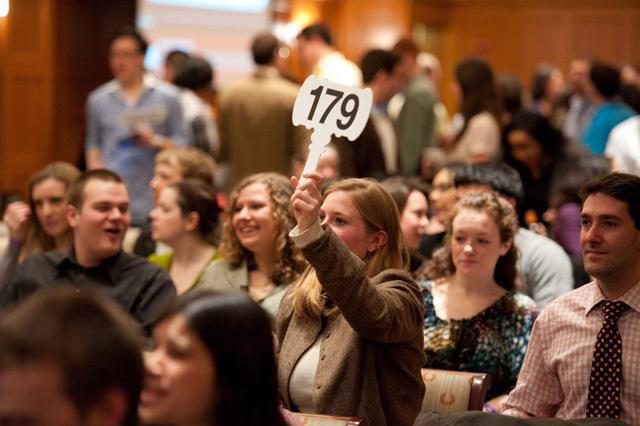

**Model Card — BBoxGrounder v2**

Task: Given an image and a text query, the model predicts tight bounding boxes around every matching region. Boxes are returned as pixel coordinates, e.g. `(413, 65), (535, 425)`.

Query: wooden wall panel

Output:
(0, 0), (135, 195)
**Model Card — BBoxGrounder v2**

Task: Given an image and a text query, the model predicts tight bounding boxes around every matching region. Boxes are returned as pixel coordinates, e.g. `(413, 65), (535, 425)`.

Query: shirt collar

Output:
(584, 279), (640, 316)
(56, 248), (126, 283)
(105, 72), (158, 96)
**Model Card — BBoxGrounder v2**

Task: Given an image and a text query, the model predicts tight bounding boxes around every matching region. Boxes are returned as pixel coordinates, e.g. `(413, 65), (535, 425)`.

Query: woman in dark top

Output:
(418, 191), (537, 411)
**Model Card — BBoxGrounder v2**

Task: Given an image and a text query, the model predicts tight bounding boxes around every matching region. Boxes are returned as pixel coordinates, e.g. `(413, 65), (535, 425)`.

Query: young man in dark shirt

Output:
(0, 169), (176, 332)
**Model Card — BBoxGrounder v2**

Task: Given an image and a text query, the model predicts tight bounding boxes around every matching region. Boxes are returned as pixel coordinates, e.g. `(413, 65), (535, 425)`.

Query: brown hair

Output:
(167, 179), (220, 243)
(290, 178), (409, 318)
(0, 288), (144, 426)
(419, 191), (519, 290)
(23, 162), (81, 256)
(67, 169), (125, 209)
(155, 147), (216, 187)
(219, 173), (306, 285)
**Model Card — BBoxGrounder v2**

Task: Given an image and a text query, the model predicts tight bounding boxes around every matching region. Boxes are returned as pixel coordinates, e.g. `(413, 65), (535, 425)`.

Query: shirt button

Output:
(316, 382), (322, 389)
(320, 353), (326, 361)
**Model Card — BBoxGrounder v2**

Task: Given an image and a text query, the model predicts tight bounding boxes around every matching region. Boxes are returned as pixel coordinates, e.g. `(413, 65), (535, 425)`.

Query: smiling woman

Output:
(417, 191), (537, 410)
(0, 162), (80, 286)
(199, 172), (306, 320)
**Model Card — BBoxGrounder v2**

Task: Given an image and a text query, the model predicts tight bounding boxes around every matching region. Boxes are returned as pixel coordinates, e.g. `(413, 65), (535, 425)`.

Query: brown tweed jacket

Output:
(276, 229), (426, 426)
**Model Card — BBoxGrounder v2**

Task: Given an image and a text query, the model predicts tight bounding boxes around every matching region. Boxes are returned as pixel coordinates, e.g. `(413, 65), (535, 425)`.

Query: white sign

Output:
(292, 75), (373, 175)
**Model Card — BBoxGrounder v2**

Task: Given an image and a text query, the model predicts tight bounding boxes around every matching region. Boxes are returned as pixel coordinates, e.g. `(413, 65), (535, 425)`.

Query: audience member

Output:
(140, 291), (291, 426)
(443, 56), (502, 164)
(148, 179), (220, 295)
(0, 169), (176, 332)
(530, 63), (566, 127)
(334, 49), (403, 179)
(381, 177), (430, 273)
(503, 111), (589, 227)
(200, 173), (306, 319)
(296, 23), (361, 86)
(0, 288), (144, 426)
(417, 52), (453, 155)
(85, 27), (187, 226)
(390, 38), (437, 176)
(173, 56), (220, 156)
(134, 146), (216, 257)
(0, 162), (80, 286)
(621, 63), (640, 87)
(163, 49), (189, 83)
(280, 175), (425, 425)
(219, 32), (308, 190)
(421, 163), (466, 259)
(451, 163), (574, 306)
(503, 173), (640, 423)
(563, 57), (595, 143)
(581, 61), (635, 155)
(419, 191), (537, 410)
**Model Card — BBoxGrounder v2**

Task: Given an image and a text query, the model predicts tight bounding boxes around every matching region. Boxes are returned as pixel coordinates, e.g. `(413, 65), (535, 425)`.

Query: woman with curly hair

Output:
(417, 191), (537, 412)
(200, 173), (306, 319)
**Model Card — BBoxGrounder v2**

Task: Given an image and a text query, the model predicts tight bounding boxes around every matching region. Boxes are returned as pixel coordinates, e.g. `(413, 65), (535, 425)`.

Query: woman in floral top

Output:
(417, 191), (538, 411)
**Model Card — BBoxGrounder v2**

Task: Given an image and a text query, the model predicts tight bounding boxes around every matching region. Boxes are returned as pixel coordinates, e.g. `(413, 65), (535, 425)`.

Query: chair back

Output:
(292, 412), (365, 426)
(421, 368), (491, 414)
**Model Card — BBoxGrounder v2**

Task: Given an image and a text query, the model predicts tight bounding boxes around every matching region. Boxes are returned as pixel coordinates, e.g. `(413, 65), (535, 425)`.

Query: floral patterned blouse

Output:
(420, 280), (538, 399)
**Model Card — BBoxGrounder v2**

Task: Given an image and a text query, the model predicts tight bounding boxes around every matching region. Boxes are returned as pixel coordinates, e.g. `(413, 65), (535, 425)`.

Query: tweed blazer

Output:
(276, 229), (425, 426)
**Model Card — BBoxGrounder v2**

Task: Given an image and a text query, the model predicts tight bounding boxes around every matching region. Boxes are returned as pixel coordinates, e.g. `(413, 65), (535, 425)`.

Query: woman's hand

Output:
(3, 201), (31, 241)
(290, 172), (323, 232)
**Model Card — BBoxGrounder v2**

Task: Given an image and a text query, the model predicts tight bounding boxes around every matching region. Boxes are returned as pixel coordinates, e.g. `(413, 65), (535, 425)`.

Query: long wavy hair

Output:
(290, 178), (409, 318)
(419, 191), (519, 290)
(22, 162), (81, 257)
(218, 173), (306, 285)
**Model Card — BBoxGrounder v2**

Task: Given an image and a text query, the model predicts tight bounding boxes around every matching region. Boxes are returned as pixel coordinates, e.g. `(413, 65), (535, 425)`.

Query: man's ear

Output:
(66, 204), (79, 229)
(499, 237), (512, 256)
(85, 387), (128, 426)
(367, 230), (388, 254)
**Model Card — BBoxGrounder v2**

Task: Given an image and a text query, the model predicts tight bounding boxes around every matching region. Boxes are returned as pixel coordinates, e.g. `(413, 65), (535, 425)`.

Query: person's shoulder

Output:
(117, 251), (169, 277)
(506, 291), (538, 314)
(515, 227), (568, 257)
(87, 80), (118, 102)
(147, 252), (173, 269)
(540, 282), (596, 318)
(20, 250), (61, 268)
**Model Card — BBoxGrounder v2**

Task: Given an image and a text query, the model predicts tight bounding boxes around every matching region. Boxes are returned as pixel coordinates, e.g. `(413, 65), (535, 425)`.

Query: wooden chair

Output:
(421, 368), (491, 414)
(291, 412), (365, 426)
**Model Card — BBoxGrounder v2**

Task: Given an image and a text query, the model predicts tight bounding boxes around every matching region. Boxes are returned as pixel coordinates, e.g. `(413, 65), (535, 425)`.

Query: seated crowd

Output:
(1, 23), (639, 426)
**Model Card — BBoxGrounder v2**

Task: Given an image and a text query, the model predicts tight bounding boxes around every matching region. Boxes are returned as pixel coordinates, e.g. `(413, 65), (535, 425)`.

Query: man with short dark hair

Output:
(0, 170), (176, 332)
(0, 288), (144, 426)
(218, 31), (309, 190)
(581, 61), (635, 155)
(335, 49), (403, 179)
(503, 172), (640, 422)
(296, 22), (361, 86)
(85, 26), (187, 226)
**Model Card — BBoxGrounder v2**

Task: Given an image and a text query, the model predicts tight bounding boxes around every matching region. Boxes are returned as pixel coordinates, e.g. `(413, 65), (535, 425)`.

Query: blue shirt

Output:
(581, 100), (635, 155)
(85, 74), (187, 225)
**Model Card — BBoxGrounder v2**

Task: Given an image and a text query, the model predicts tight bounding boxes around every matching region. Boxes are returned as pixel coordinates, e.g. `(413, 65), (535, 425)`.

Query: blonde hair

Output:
(23, 162), (81, 257)
(155, 147), (216, 186)
(219, 173), (306, 285)
(290, 178), (409, 318)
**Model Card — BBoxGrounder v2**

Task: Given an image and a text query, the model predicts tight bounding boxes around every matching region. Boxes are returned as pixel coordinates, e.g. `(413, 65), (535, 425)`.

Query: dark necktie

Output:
(586, 300), (629, 418)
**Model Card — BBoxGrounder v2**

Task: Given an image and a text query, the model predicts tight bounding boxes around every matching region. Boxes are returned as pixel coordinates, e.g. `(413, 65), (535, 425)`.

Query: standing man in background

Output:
(218, 32), (309, 190)
(390, 39), (437, 176)
(296, 23), (362, 87)
(85, 27), (187, 226)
